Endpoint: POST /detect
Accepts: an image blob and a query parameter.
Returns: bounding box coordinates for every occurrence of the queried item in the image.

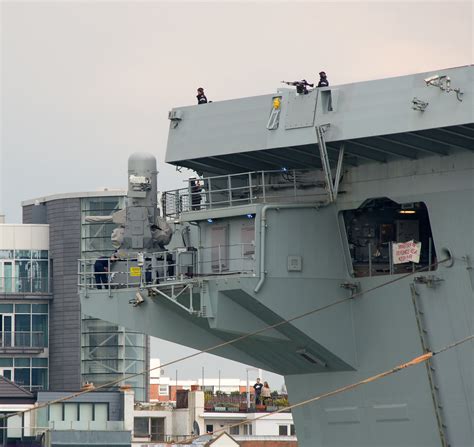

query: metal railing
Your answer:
[21,384,45,392]
[0,277,49,294]
[351,238,435,278]
[78,243,255,290]
[0,331,46,348]
[133,434,190,442]
[162,169,327,217]
[204,394,291,413]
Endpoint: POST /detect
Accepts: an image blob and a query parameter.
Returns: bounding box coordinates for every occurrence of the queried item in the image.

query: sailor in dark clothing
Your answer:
[94,257,110,289]
[190,178,203,210]
[197,87,208,104]
[281,79,314,95]
[93,253,118,289]
[317,71,329,87]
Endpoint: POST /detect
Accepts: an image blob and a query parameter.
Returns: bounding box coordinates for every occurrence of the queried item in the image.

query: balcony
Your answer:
[161,169,327,218]
[0,277,50,295]
[0,331,47,353]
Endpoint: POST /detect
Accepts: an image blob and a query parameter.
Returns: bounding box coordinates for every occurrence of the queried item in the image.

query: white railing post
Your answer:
[218,245,222,273]
[389,243,393,275]
[261,171,266,202]
[293,170,297,198]
[208,178,213,209]
[368,243,372,277]
[126,258,129,288]
[188,181,193,213]
[175,190,180,216]
[248,172,253,204]
[228,175,232,207]
[107,258,110,285]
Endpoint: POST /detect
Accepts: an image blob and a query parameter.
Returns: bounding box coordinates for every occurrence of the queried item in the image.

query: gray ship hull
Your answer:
[81,65,473,446]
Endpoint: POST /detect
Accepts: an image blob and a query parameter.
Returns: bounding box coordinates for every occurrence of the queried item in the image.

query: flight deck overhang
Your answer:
[166,65,473,174]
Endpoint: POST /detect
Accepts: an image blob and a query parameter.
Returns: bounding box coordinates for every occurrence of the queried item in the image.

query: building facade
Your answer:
[133,390,296,444]
[0,379,133,447]
[0,224,50,392]
[22,191,149,400]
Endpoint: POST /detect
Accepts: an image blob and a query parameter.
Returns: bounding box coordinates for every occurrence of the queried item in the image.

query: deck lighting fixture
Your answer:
[281,167,288,172]
[207,218,214,223]
[399,203,417,214]
[246,214,255,219]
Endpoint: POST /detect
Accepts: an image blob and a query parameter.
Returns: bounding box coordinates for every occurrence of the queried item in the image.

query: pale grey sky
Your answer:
[0,0,472,385]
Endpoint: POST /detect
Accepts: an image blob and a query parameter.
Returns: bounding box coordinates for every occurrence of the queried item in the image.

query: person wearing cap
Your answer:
[189,177,203,210]
[317,71,329,87]
[196,87,208,105]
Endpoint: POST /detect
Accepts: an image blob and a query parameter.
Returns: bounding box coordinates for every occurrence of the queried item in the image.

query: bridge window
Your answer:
[342,198,437,277]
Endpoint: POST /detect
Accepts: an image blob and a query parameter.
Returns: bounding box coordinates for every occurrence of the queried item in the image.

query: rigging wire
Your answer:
[0,257,452,423]
[177,334,474,444]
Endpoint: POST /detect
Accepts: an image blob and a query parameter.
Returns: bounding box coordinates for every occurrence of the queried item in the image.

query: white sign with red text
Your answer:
[392,240,421,264]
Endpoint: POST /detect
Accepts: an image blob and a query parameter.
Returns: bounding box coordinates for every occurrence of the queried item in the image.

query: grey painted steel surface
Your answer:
[165,66,472,173]
[82,66,473,447]
[124,152,159,250]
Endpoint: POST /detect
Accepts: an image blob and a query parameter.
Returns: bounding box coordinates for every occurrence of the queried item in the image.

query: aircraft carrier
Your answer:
[79,65,473,446]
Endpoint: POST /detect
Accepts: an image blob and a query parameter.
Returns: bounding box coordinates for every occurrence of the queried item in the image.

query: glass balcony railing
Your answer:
[0,331,46,348]
[0,277,49,294]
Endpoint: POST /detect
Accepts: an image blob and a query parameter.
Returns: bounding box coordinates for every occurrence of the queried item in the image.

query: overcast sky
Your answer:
[0,0,472,386]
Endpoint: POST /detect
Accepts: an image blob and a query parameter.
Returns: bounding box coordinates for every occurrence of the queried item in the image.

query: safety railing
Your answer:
[78,257,141,291]
[44,420,127,431]
[351,238,435,278]
[0,331,46,348]
[78,243,255,291]
[162,169,327,218]
[133,433,191,443]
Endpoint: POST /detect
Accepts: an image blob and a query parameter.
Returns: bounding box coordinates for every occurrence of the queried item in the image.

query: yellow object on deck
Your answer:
[130,266,141,277]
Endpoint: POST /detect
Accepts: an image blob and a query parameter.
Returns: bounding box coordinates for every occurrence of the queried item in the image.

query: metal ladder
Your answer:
[410,283,450,447]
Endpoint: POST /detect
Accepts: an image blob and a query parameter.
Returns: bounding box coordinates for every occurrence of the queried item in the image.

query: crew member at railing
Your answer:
[190,178,203,210]
[317,71,329,87]
[196,87,208,104]
[93,253,118,289]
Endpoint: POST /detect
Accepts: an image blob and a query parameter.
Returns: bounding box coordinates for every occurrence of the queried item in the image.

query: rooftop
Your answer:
[22,189,126,207]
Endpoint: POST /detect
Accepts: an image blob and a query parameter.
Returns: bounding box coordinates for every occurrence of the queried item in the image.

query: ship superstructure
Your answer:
[80,66,473,446]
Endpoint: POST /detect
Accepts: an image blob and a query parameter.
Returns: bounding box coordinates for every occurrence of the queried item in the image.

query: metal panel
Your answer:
[285,91,318,129]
